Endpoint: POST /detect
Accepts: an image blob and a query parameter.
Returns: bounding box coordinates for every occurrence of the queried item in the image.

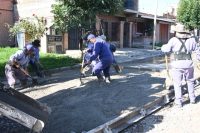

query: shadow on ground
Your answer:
[38,68,165,133]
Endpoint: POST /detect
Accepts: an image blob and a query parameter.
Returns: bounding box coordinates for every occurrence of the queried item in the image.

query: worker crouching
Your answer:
[5,45,35,89]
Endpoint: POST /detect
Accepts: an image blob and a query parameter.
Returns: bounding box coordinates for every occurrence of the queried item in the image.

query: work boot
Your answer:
[173,102,183,108]
[20,81,28,88]
[97,75,104,83]
[113,64,122,73]
[105,76,111,83]
[190,99,196,104]
[32,78,38,85]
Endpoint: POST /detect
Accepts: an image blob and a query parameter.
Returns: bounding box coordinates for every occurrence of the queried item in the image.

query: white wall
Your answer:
[17,0,55,18]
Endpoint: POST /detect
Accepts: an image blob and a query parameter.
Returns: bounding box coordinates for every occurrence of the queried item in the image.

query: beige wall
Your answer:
[16,0,55,18]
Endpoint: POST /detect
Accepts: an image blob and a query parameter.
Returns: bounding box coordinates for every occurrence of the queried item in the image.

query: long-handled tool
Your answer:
[79,37,86,85]
[18,66,38,86]
[164,54,173,90]
[0,84,50,132]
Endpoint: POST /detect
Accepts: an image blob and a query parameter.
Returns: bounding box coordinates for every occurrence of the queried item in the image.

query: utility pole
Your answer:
[153,0,158,50]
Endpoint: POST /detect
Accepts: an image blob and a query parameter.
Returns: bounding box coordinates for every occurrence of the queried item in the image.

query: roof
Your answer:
[141,15,175,23]
[123,9,175,23]
[124,9,138,14]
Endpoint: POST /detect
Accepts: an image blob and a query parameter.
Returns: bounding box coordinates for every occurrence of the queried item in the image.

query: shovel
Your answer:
[163,54,173,90]
[19,67,38,85]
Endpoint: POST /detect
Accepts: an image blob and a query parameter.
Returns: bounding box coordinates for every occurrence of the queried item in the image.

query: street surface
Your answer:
[1,48,200,133]
[0,54,167,133]
[124,85,200,133]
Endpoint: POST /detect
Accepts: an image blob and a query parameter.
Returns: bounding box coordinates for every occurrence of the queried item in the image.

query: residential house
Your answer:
[97,0,175,48]
[14,0,81,53]
[2,0,175,53]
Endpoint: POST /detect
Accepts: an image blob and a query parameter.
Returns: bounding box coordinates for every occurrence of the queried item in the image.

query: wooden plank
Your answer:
[87,95,169,133]
[0,101,44,132]
[0,88,49,123]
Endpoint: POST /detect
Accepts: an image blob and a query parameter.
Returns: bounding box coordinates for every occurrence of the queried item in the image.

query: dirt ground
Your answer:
[1,52,200,133]
[22,63,165,133]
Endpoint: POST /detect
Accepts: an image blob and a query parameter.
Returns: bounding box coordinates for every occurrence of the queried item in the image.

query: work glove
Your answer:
[12,60,20,68]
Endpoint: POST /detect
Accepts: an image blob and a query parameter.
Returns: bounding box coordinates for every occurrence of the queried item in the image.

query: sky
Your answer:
[139,0,180,15]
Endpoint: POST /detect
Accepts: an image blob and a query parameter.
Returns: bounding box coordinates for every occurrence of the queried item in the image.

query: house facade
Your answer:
[97,0,175,48]
[1,0,175,52]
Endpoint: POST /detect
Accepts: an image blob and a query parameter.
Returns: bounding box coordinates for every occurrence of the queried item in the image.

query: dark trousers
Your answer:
[29,62,43,77]
[92,60,112,78]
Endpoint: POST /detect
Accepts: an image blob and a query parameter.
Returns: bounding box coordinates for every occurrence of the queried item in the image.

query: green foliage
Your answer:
[0,47,80,77]
[39,53,80,70]
[0,47,18,78]
[177,0,200,29]
[7,15,46,41]
[51,0,124,32]
[51,2,85,32]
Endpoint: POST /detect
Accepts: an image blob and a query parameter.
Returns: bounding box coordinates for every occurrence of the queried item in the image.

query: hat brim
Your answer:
[176,32,191,38]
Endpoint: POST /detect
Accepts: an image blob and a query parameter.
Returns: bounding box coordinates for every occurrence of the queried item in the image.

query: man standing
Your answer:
[5,45,35,89]
[161,23,200,107]
[87,34,113,83]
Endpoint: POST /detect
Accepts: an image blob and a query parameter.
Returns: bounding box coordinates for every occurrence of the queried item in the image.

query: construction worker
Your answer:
[27,39,44,77]
[98,35,121,73]
[87,34,113,83]
[5,45,35,89]
[161,23,200,107]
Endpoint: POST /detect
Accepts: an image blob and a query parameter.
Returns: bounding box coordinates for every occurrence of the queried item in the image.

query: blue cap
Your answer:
[87,34,95,41]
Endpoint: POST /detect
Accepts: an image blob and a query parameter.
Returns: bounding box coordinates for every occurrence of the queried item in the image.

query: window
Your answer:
[124,0,134,10]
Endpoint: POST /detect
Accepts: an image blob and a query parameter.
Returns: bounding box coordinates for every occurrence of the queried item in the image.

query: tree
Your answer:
[51,0,124,33]
[177,0,200,29]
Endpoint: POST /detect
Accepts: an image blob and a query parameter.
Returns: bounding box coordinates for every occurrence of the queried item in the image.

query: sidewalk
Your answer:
[128,85,200,133]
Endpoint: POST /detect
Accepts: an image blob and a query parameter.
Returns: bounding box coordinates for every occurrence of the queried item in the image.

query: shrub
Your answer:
[6,15,46,41]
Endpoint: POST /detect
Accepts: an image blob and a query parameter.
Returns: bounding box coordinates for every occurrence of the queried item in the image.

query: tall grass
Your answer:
[0,47,81,77]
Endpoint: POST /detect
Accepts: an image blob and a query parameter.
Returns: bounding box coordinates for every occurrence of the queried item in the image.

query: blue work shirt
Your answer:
[25,44,40,63]
[9,50,31,68]
[89,38,113,62]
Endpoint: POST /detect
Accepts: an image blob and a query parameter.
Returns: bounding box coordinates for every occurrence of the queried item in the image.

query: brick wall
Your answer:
[0,0,14,46]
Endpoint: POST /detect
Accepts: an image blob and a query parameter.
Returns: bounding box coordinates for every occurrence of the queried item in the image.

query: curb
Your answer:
[45,53,165,75]
[0,53,164,83]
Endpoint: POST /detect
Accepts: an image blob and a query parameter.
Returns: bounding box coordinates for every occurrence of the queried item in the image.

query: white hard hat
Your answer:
[175,23,191,38]
[175,23,190,33]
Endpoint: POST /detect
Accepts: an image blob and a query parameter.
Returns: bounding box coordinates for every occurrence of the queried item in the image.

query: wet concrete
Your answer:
[0,49,168,133]
[23,58,166,133]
